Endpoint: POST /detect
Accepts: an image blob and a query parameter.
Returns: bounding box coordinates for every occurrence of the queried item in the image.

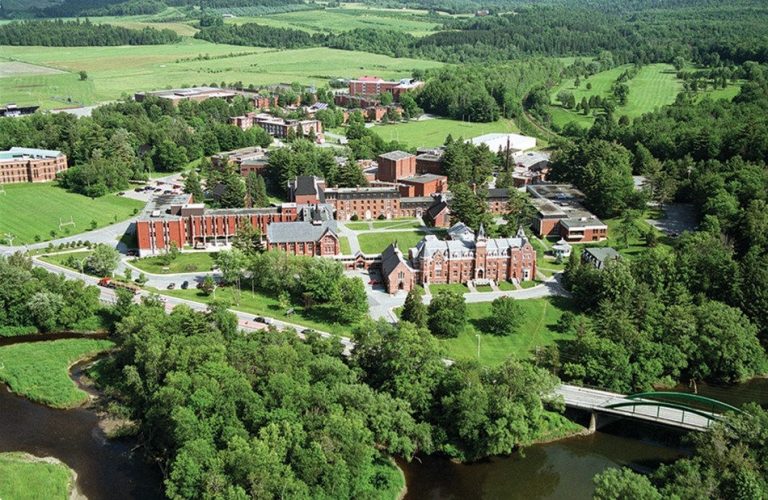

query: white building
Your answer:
[467,133,537,154]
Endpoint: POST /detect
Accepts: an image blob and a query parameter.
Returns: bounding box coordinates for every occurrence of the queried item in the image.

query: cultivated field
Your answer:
[0,60,64,78]
[0,183,144,244]
[228,8,441,36]
[371,117,520,148]
[0,41,442,109]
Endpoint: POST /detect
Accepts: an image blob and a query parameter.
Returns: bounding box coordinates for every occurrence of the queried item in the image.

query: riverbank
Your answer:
[0,452,82,500]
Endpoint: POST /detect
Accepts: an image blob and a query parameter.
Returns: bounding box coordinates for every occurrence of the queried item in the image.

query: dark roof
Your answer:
[294,175,318,196]
[583,247,620,263]
[381,243,406,276]
[487,188,510,199]
[425,198,449,220]
[379,150,414,162]
[267,221,337,244]
[400,174,445,184]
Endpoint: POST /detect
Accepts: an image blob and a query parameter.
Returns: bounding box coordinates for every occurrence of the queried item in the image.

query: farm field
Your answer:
[130,251,217,274]
[0,452,74,500]
[0,183,144,245]
[357,230,426,254]
[227,8,441,36]
[0,338,115,408]
[439,297,574,367]
[371,117,520,148]
[0,41,442,109]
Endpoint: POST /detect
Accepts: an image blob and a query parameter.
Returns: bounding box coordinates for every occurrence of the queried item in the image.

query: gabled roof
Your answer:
[425,198,449,220]
[583,247,620,263]
[381,242,408,276]
[294,175,319,196]
[267,220,338,244]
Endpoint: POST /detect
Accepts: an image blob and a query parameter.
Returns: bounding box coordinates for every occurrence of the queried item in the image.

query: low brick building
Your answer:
[230,112,324,143]
[397,174,448,197]
[0,147,68,184]
[527,184,608,243]
[377,151,416,182]
[211,147,269,177]
[323,186,401,221]
[135,87,237,105]
[415,148,445,175]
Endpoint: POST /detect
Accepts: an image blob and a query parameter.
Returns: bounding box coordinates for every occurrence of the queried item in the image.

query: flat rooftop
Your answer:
[379,150,414,161]
[527,183,586,201]
[400,174,446,184]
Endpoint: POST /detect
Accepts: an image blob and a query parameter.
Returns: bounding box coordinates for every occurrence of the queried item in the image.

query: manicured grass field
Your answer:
[550,64,682,128]
[0,41,442,109]
[428,283,469,295]
[371,117,520,148]
[345,219,422,230]
[162,286,357,337]
[439,297,573,367]
[496,280,519,291]
[39,250,94,272]
[339,236,352,255]
[229,8,441,36]
[0,452,74,500]
[590,211,672,260]
[130,251,217,274]
[0,338,115,408]
[0,183,144,244]
[357,230,426,254]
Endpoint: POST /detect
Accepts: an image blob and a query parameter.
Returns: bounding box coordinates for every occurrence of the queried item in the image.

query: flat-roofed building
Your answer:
[397,173,448,197]
[0,147,68,184]
[230,112,324,143]
[377,150,416,182]
[527,184,607,243]
[211,147,269,177]
[134,87,237,106]
[468,133,536,154]
[323,186,401,221]
[415,148,445,175]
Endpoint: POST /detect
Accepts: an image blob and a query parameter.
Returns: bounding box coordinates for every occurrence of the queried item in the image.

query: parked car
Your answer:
[167,282,176,290]
[117,192,125,196]
[254,316,273,325]
[126,249,137,257]
[180,280,189,289]
[368,279,380,285]
[134,187,143,192]
[301,328,316,335]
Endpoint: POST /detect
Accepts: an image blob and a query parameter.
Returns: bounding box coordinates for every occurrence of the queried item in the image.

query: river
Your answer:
[1,332,766,500]
[0,333,164,500]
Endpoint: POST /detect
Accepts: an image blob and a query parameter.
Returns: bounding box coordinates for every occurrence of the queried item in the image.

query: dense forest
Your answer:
[0,19,180,45]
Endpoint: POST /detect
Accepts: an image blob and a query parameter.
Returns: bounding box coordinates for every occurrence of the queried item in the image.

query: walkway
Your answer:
[556,385,719,431]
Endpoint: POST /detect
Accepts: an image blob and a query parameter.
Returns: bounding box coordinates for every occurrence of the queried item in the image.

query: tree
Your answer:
[246,172,268,208]
[153,140,188,172]
[593,468,661,500]
[488,297,523,336]
[449,183,492,231]
[616,209,642,248]
[504,189,536,229]
[379,92,393,106]
[85,244,120,276]
[332,276,368,323]
[231,222,261,255]
[337,157,368,187]
[401,286,427,328]
[199,275,216,296]
[79,70,88,81]
[428,289,466,338]
[27,291,64,331]
[184,170,204,203]
[218,172,246,208]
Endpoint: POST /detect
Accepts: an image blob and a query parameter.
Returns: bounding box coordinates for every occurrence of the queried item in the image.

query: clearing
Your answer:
[357,230,426,254]
[0,338,115,408]
[371,117,519,148]
[0,182,144,245]
[0,41,442,109]
[439,297,574,367]
[0,452,74,500]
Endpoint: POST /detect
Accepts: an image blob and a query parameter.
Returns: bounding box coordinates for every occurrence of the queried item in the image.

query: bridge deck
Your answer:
[556,385,714,431]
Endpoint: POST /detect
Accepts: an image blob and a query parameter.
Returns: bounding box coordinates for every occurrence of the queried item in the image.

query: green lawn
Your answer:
[0,338,115,408]
[131,251,217,274]
[370,117,519,148]
[0,452,74,500]
[339,236,352,255]
[550,63,683,128]
[0,183,143,244]
[357,230,426,254]
[593,212,672,260]
[0,41,442,109]
[345,219,422,231]
[496,280,519,291]
[428,283,469,295]
[161,286,358,337]
[440,297,574,367]
[38,250,94,272]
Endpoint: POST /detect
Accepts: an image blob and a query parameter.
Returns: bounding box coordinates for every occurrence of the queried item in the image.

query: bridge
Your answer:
[556,384,741,432]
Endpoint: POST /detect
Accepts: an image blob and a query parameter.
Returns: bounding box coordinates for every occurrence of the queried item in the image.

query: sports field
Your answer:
[0,183,144,244]
[371,117,520,148]
[0,40,442,109]
[357,230,426,254]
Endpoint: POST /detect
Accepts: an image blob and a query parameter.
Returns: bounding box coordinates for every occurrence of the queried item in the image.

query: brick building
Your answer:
[266,219,339,257]
[230,112,324,143]
[0,147,68,184]
[211,147,269,177]
[377,151,416,182]
[380,225,537,293]
[348,76,424,101]
[527,184,608,243]
[415,148,445,175]
[323,186,401,221]
[397,174,448,197]
[134,87,237,106]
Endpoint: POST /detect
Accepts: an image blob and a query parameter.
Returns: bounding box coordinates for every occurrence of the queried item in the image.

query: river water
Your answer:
[1,332,766,500]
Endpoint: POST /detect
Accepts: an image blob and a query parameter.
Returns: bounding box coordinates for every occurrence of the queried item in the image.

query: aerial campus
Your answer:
[1,1,768,499]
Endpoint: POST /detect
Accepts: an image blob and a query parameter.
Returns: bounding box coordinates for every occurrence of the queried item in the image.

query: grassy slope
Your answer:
[130,252,217,274]
[0,452,73,500]
[229,8,441,36]
[0,40,442,109]
[38,250,94,271]
[0,183,144,244]
[371,118,519,148]
[0,338,115,408]
[162,286,357,336]
[357,230,426,254]
[440,297,574,367]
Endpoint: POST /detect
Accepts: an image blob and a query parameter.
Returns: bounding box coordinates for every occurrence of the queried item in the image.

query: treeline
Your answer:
[82,0,167,16]
[0,96,270,197]
[194,22,314,49]
[0,19,180,46]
